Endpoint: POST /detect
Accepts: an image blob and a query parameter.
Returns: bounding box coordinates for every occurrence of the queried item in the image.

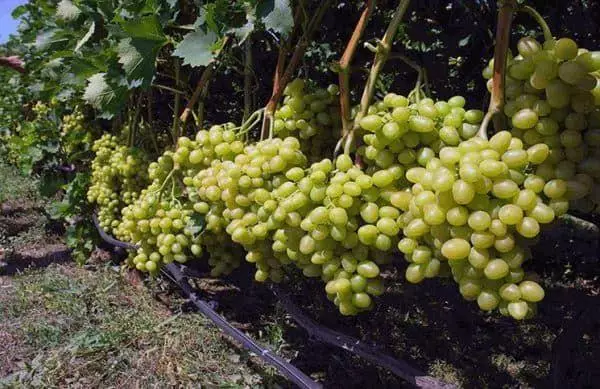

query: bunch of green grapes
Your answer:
[116,148,203,273]
[88,134,148,234]
[118,185,201,273]
[483,36,600,212]
[357,94,484,172]
[116,122,250,274]
[190,137,308,278]
[288,154,397,315]
[273,78,341,162]
[31,101,50,116]
[61,107,92,156]
[397,131,560,319]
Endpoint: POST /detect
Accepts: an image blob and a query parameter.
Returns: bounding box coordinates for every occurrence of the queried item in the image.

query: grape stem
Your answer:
[261,44,288,141]
[260,1,332,140]
[519,5,553,42]
[392,54,427,103]
[237,108,264,139]
[336,0,412,159]
[149,168,176,199]
[338,0,376,137]
[129,93,144,148]
[477,0,517,139]
[180,36,230,125]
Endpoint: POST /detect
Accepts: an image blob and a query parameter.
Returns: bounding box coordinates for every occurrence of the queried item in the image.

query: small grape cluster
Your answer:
[483,36,600,212]
[273,78,341,162]
[358,94,484,172]
[61,107,92,156]
[87,134,148,234]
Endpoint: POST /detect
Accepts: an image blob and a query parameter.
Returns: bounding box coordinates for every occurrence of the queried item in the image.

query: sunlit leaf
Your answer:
[119,15,167,42]
[260,0,293,37]
[56,0,81,21]
[172,30,220,67]
[83,73,126,118]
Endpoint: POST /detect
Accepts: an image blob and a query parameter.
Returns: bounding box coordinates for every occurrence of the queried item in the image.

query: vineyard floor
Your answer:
[1,162,599,389]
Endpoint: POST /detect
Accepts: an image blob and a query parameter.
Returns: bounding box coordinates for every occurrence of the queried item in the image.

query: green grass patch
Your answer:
[0,263,275,388]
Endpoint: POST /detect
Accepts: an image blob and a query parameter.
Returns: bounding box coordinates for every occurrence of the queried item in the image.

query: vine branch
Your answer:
[243,36,254,122]
[171,60,181,142]
[337,0,411,157]
[477,0,516,139]
[260,0,332,140]
[339,0,376,137]
[180,36,230,125]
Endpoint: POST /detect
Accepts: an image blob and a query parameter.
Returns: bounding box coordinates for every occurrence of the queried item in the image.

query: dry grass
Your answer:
[0,263,278,388]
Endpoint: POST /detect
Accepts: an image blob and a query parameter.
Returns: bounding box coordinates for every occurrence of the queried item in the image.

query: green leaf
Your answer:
[11,5,27,18]
[83,73,126,118]
[75,21,96,52]
[186,213,206,238]
[119,15,167,43]
[458,35,471,47]
[172,30,220,67]
[56,0,81,21]
[260,0,293,37]
[70,57,105,82]
[34,29,70,51]
[117,36,165,87]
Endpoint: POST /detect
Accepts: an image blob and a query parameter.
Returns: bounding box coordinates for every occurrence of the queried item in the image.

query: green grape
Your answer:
[555,38,579,60]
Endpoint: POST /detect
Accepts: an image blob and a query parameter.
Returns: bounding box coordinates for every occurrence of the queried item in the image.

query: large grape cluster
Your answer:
[483,36,600,213]
[83,41,600,320]
[397,131,556,319]
[88,134,148,234]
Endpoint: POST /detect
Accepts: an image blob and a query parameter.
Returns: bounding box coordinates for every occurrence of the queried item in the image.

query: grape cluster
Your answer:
[397,131,556,319]
[358,94,484,172]
[88,134,148,234]
[190,137,308,278]
[483,36,600,213]
[117,124,248,274]
[274,79,341,162]
[61,107,92,156]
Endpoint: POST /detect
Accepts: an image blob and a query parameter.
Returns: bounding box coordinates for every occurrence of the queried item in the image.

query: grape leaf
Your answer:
[172,30,219,67]
[11,5,27,18]
[83,73,126,119]
[119,15,167,42]
[35,29,70,51]
[261,0,293,37]
[117,38,161,88]
[56,0,81,21]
